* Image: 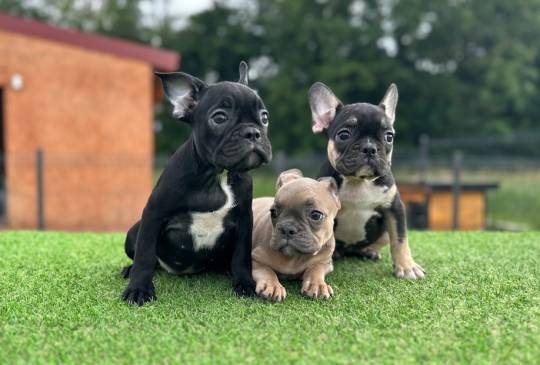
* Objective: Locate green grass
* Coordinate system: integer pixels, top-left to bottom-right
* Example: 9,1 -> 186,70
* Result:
484,172 -> 540,230
1,231 -> 538,364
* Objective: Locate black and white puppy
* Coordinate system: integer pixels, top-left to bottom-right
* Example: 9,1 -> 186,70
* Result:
309,82 -> 425,279
121,62 -> 272,305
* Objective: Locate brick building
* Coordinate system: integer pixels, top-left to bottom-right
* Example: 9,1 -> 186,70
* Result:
0,13 -> 180,231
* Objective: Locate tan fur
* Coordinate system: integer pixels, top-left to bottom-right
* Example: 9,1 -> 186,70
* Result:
251,174 -> 340,301
327,140 -> 339,170
385,213 -> 425,279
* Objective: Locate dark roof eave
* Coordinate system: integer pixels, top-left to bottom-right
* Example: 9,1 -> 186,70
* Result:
0,12 -> 180,71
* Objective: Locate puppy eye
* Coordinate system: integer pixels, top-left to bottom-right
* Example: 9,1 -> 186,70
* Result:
260,111 -> 269,126
270,208 -> 278,219
309,210 -> 325,222
336,129 -> 351,142
211,111 -> 228,124
385,132 -> 394,144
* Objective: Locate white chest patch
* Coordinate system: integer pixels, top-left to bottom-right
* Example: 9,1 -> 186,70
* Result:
335,178 -> 396,245
190,176 -> 235,251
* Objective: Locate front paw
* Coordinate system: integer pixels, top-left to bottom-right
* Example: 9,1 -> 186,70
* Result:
355,248 -> 382,261
120,265 -> 132,279
233,274 -> 256,297
393,261 -> 426,279
255,280 -> 287,302
339,245 -> 382,261
121,282 -> 156,306
301,280 -> 333,299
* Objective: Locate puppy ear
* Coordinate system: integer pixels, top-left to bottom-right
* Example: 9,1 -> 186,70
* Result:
238,61 -> 249,85
155,72 -> 207,120
317,177 -> 341,209
276,169 -> 303,190
379,83 -> 398,125
309,82 -> 342,134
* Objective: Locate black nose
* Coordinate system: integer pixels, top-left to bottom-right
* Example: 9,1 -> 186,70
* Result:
279,225 -> 298,236
242,127 -> 261,142
362,145 -> 377,156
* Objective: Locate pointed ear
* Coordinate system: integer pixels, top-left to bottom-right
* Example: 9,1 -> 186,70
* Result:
238,61 -> 249,85
317,177 -> 341,209
156,72 -> 207,120
379,83 -> 398,125
276,169 -> 303,190
309,82 -> 342,134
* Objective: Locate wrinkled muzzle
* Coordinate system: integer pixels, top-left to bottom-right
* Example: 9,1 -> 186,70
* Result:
214,125 -> 272,171
270,222 -> 320,257
334,142 -> 389,177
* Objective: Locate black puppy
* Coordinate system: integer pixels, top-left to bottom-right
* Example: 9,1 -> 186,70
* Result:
121,62 -> 272,305
309,82 -> 425,279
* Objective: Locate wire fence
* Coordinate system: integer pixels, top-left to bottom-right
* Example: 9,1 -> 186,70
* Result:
241,131 -> 540,231
3,130 -> 539,231
249,131 -> 540,177
395,130 -> 540,172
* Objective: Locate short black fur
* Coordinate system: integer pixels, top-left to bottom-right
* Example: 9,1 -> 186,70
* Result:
121,63 -> 272,305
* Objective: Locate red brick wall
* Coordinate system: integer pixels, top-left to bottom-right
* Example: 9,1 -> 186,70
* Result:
0,30 -> 153,231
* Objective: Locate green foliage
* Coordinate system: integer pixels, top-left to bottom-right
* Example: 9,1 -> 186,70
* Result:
3,0 -> 540,155
94,0 -> 144,42
1,231 -> 539,364
252,170 -> 276,198
161,0 -> 540,155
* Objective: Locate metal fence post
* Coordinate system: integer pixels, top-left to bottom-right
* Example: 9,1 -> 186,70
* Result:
452,150 -> 463,230
36,148 -> 45,230
419,134 -> 430,183
273,150 -> 286,173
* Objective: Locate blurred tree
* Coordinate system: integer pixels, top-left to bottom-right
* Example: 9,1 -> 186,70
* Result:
0,0 -> 145,37
0,0 -> 49,20
153,2 -> 261,155
391,0 -> 540,138
3,0 -> 540,156
253,0 -> 391,153
94,0 -> 146,42
252,0 -> 540,153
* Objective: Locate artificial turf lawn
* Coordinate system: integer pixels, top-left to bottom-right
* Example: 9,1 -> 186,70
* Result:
0,231 -> 538,364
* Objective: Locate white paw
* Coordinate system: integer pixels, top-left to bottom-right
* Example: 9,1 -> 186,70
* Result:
394,262 -> 426,279
255,280 -> 287,302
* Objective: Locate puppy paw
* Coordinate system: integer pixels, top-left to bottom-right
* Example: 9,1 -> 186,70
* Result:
356,248 -> 382,261
393,261 -> 426,279
233,275 -> 256,297
301,280 -> 334,300
342,245 -> 382,261
121,282 -> 156,306
256,280 -> 287,302
120,265 -> 132,279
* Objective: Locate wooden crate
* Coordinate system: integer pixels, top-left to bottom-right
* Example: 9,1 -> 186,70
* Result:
399,182 -> 498,230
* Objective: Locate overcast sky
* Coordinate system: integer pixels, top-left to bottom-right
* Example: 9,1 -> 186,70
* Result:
169,0 -> 213,16
139,0 -> 236,29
